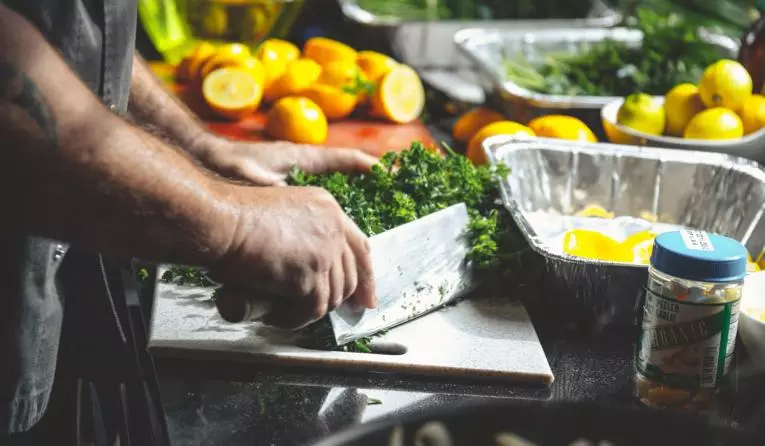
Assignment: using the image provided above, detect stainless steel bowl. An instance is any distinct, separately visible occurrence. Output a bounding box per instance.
[484,135,765,329]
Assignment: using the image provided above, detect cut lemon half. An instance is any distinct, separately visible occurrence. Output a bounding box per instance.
[202,67,263,120]
[370,64,425,124]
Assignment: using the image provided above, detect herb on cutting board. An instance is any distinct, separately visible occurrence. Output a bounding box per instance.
[161,142,535,350]
[504,8,726,96]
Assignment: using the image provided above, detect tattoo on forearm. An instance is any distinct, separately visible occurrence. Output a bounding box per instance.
[0,61,57,145]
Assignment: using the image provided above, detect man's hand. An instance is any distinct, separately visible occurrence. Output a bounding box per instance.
[199,137,379,186]
[209,185,377,329]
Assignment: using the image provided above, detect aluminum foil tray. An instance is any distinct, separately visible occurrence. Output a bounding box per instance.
[484,135,765,329]
[453,26,738,126]
[336,0,622,105]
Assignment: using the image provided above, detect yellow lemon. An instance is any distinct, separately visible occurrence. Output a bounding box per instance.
[303,37,357,66]
[452,107,505,143]
[255,39,301,91]
[265,96,328,144]
[747,261,761,273]
[176,41,217,83]
[663,83,705,137]
[575,205,615,219]
[527,115,597,142]
[616,93,666,136]
[684,107,744,140]
[264,58,322,102]
[369,64,425,124]
[739,93,765,135]
[356,50,398,83]
[563,229,633,263]
[199,54,265,85]
[466,121,535,166]
[202,67,263,121]
[698,59,753,112]
[301,83,357,120]
[622,230,657,264]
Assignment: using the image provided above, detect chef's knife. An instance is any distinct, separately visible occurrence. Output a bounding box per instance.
[215,202,477,345]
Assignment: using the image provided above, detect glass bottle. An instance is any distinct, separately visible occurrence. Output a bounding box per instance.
[740,0,765,94]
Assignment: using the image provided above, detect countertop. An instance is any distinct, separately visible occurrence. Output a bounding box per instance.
[154,307,765,446]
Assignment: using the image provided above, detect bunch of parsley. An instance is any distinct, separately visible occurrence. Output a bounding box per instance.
[288,141,517,272]
[160,142,538,350]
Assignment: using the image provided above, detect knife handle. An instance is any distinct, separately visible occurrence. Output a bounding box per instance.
[215,287,273,323]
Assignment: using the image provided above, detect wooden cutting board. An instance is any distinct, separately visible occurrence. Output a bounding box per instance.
[151,62,435,157]
[148,278,554,385]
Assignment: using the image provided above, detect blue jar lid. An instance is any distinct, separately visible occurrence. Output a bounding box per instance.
[650,230,747,283]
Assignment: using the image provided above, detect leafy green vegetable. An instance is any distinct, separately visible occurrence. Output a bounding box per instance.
[160,265,216,287]
[504,8,726,96]
[160,142,537,351]
[356,0,602,21]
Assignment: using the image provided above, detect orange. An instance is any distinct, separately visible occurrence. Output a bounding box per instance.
[263,58,322,102]
[303,37,357,66]
[369,64,425,124]
[202,67,263,120]
[265,96,328,144]
[176,41,217,82]
[527,115,597,142]
[452,107,505,142]
[466,121,535,165]
[301,83,357,120]
[356,50,398,83]
[255,39,301,90]
[739,94,765,135]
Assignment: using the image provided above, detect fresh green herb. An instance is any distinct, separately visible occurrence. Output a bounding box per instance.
[504,8,726,97]
[137,268,150,281]
[342,71,376,96]
[356,0,601,21]
[367,397,382,405]
[344,338,373,353]
[160,266,216,287]
[160,142,536,351]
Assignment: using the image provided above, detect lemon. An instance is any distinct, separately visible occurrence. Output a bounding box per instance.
[739,94,765,135]
[684,107,744,140]
[574,205,614,219]
[527,115,597,142]
[562,229,632,263]
[616,93,666,136]
[663,84,705,137]
[698,59,752,112]
[622,230,657,264]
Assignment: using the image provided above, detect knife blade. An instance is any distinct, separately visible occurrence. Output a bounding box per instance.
[329,202,476,345]
[214,202,477,346]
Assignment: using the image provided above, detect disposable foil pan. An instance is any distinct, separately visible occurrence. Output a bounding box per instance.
[453,26,739,127]
[336,0,622,105]
[484,135,765,329]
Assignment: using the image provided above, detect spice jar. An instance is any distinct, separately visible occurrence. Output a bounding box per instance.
[635,230,747,409]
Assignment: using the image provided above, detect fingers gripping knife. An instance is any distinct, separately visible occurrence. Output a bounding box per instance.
[215,203,477,345]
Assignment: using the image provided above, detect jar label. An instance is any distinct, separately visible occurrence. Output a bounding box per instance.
[680,230,714,252]
[636,288,739,389]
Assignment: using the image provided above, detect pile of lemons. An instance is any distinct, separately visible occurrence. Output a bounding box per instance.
[451,110,598,165]
[175,37,425,144]
[617,59,765,140]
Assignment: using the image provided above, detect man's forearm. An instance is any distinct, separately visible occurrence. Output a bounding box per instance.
[1,5,239,265]
[129,54,218,160]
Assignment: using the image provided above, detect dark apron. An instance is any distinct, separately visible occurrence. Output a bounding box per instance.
[5,253,169,446]
[0,1,169,443]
